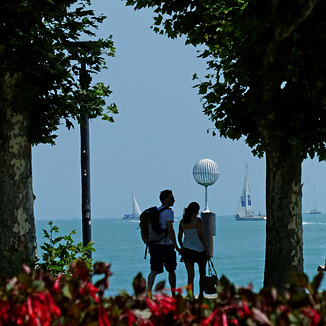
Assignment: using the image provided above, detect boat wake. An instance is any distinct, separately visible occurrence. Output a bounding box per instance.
[303,221,326,225]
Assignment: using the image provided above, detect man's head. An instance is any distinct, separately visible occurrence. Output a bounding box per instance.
[160,189,175,207]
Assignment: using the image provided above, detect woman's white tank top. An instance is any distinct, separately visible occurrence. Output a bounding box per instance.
[182,219,205,252]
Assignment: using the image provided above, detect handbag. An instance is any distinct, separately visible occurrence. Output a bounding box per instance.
[204,259,218,294]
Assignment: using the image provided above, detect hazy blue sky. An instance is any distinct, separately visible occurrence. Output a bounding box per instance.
[32,0,326,220]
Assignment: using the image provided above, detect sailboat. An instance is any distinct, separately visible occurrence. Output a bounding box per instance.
[304,186,321,214]
[123,194,142,219]
[235,165,266,221]
[305,209,321,214]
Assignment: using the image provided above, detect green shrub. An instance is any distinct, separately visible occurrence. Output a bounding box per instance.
[39,221,95,277]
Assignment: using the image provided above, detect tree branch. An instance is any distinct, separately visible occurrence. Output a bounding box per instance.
[274,0,319,40]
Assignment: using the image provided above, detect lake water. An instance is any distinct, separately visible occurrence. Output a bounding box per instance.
[35,214,326,296]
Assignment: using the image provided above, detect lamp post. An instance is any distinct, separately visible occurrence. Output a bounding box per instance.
[69,41,96,259]
[79,61,91,257]
[193,159,219,256]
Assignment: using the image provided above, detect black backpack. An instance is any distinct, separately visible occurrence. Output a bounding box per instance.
[139,206,169,258]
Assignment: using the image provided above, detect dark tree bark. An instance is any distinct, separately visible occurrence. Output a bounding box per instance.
[264,147,303,291]
[0,74,37,275]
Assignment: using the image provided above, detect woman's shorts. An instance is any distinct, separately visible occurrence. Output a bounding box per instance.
[181,247,207,263]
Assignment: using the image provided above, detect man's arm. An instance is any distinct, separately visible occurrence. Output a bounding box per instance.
[166,220,181,253]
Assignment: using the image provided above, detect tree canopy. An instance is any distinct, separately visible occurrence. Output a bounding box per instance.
[126,0,326,159]
[0,0,117,145]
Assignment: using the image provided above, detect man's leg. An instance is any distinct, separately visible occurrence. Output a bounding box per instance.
[148,270,159,293]
[168,270,176,296]
[148,245,162,296]
[164,245,177,296]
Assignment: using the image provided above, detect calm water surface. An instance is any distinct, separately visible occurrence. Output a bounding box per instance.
[36,214,326,296]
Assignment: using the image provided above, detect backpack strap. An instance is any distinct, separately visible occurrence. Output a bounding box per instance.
[158,206,169,217]
[158,206,170,244]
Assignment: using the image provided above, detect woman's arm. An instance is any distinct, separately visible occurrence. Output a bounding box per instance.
[178,220,183,248]
[197,218,211,258]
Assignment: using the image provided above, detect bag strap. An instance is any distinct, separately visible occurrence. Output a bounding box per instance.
[207,259,217,276]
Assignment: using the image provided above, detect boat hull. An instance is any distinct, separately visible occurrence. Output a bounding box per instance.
[123,214,139,220]
[235,215,266,221]
[304,210,321,214]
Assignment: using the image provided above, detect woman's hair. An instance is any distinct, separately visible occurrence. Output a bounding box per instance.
[183,202,200,223]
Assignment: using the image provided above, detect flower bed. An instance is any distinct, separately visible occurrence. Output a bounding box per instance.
[0,259,325,325]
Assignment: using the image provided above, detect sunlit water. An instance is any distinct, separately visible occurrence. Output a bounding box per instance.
[36,214,326,297]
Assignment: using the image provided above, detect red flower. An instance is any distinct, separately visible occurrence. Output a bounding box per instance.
[127,310,138,326]
[70,259,90,281]
[14,303,28,325]
[202,308,218,325]
[53,274,62,293]
[221,312,228,326]
[156,295,176,314]
[46,293,61,318]
[79,281,99,303]
[98,305,111,326]
[145,297,160,316]
[241,301,252,317]
[228,318,239,325]
[301,307,320,326]
[0,301,10,324]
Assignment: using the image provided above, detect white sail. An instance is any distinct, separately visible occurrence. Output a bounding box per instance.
[132,195,141,216]
[235,165,266,221]
[236,165,254,217]
[123,193,141,219]
[304,186,321,214]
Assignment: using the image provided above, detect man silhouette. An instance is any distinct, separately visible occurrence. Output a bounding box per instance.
[147,189,181,296]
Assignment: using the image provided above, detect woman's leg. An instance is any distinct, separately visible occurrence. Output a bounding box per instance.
[198,260,207,297]
[185,260,195,294]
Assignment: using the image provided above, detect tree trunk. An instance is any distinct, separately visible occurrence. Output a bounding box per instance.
[264,148,303,292]
[0,73,37,276]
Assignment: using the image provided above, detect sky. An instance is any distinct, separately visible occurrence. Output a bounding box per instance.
[32,0,326,220]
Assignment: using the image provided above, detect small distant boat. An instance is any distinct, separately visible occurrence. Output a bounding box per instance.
[235,165,266,221]
[304,186,321,214]
[304,209,321,214]
[123,194,141,219]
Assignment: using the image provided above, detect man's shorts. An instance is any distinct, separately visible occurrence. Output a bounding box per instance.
[148,244,177,273]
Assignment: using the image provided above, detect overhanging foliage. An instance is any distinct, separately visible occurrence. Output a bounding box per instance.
[126,0,326,160]
[0,0,117,145]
